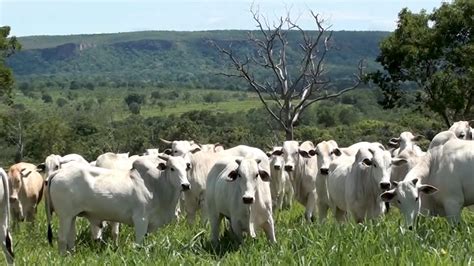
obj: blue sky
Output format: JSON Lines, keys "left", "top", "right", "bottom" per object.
{"left": 0, "top": 0, "right": 444, "bottom": 37}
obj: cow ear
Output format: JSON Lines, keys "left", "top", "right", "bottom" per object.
{"left": 392, "top": 157, "right": 408, "bottom": 166}
{"left": 418, "top": 184, "right": 438, "bottom": 195}
{"left": 190, "top": 147, "right": 201, "bottom": 154}
{"left": 227, "top": 170, "right": 238, "bottom": 182}
{"left": 259, "top": 170, "right": 271, "bottom": 182}
{"left": 387, "top": 141, "right": 399, "bottom": 148}
{"left": 380, "top": 189, "right": 396, "bottom": 202}
{"left": 272, "top": 150, "right": 283, "bottom": 156}
{"left": 298, "top": 150, "right": 311, "bottom": 158}
{"left": 391, "top": 180, "right": 399, "bottom": 187}
{"left": 361, "top": 158, "right": 372, "bottom": 166}
{"left": 266, "top": 152, "right": 272, "bottom": 158}
{"left": 235, "top": 159, "right": 242, "bottom": 165}
{"left": 389, "top": 137, "right": 400, "bottom": 144}
{"left": 157, "top": 163, "right": 167, "bottom": 170}
{"left": 36, "top": 163, "right": 46, "bottom": 173}
{"left": 411, "top": 179, "right": 418, "bottom": 186}
{"left": 164, "top": 149, "right": 172, "bottom": 155}
{"left": 214, "top": 144, "right": 224, "bottom": 152}
{"left": 333, "top": 148, "right": 342, "bottom": 156}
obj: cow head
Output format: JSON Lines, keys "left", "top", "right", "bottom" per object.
{"left": 160, "top": 139, "right": 201, "bottom": 168}
{"left": 356, "top": 147, "right": 393, "bottom": 190}
{"left": 39, "top": 154, "right": 62, "bottom": 180}
{"left": 449, "top": 121, "right": 474, "bottom": 140}
{"left": 380, "top": 179, "right": 438, "bottom": 229}
{"left": 268, "top": 147, "right": 285, "bottom": 188}
{"left": 226, "top": 158, "right": 270, "bottom": 205}
{"left": 7, "top": 165, "right": 33, "bottom": 219}
{"left": 279, "top": 141, "right": 315, "bottom": 172}
{"left": 315, "top": 140, "right": 341, "bottom": 175}
{"left": 157, "top": 155, "right": 191, "bottom": 191}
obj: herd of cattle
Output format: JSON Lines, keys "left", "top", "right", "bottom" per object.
{"left": 0, "top": 120, "right": 473, "bottom": 263}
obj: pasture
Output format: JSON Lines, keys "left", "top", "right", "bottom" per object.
{"left": 12, "top": 201, "right": 474, "bottom": 265}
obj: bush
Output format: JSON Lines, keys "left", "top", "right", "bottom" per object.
{"left": 41, "top": 93, "right": 53, "bottom": 103}
{"left": 56, "top": 97, "right": 68, "bottom": 107}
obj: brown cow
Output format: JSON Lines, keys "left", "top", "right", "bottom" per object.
{"left": 8, "top": 162, "right": 44, "bottom": 227}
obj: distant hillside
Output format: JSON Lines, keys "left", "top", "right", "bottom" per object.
{"left": 7, "top": 30, "right": 389, "bottom": 89}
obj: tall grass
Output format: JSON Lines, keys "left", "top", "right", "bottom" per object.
{"left": 11, "top": 202, "right": 473, "bottom": 265}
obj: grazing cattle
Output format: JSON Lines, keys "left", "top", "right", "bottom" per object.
{"left": 0, "top": 169, "right": 14, "bottom": 265}
{"left": 273, "top": 141, "right": 317, "bottom": 221}
{"left": 46, "top": 155, "right": 190, "bottom": 255}
{"left": 200, "top": 143, "right": 225, "bottom": 153}
{"left": 448, "top": 120, "right": 474, "bottom": 140}
{"left": 328, "top": 146, "right": 395, "bottom": 223}
{"left": 7, "top": 162, "right": 44, "bottom": 227}
{"left": 37, "top": 154, "right": 89, "bottom": 179}
{"left": 388, "top": 131, "right": 425, "bottom": 157}
{"left": 206, "top": 156, "right": 275, "bottom": 244}
{"left": 381, "top": 131, "right": 474, "bottom": 228}
{"left": 313, "top": 140, "right": 341, "bottom": 222}
{"left": 267, "top": 147, "right": 293, "bottom": 210}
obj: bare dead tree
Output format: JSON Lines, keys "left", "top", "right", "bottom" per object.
{"left": 213, "top": 8, "right": 365, "bottom": 140}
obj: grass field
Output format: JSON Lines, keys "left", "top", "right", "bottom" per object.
{"left": 10, "top": 201, "right": 474, "bottom": 265}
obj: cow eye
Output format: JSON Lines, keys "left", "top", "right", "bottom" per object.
{"left": 174, "top": 151, "right": 178, "bottom": 153}
{"left": 373, "top": 164, "right": 377, "bottom": 168}
{"left": 255, "top": 174, "right": 259, "bottom": 178}
{"left": 415, "top": 197, "right": 419, "bottom": 202}
{"left": 170, "top": 168, "right": 175, "bottom": 171}
{"left": 397, "top": 200, "right": 401, "bottom": 204}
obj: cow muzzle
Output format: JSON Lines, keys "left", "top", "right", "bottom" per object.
{"left": 9, "top": 195, "right": 18, "bottom": 203}
{"left": 320, "top": 168, "right": 329, "bottom": 175}
{"left": 273, "top": 165, "right": 281, "bottom": 170}
{"left": 284, "top": 165, "right": 293, "bottom": 172}
{"left": 181, "top": 183, "right": 191, "bottom": 191}
{"left": 242, "top": 196, "right": 254, "bottom": 204}
{"left": 380, "top": 182, "right": 390, "bottom": 190}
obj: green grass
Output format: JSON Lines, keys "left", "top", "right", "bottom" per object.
{"left": 11, "top": 202, "right": 474, "bottom": 265}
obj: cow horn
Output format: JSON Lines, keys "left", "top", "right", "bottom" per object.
{"left": 159, "top": 138, "right": 173, "bottom": 145}
{"left": 158, "top": 154, "right": 170, "bottom": 161}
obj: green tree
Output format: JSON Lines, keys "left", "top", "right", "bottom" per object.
{"left": 371, "top": 0, "right": 474, "bottom": 126}
{"left": 0, "top": 26, "right": 21, "bottom": 101}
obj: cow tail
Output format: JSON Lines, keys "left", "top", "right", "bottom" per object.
{"left": 0, "top": 169, "right": 14, "bottom": 259}
{"left": 45, "top": 173, "right": 56, "bottom": 246}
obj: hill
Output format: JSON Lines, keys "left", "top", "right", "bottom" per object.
{"left": 7, "top": 30, "right": 389, "bottom": 89}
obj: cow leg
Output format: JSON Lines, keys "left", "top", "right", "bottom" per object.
{"left": 230, "top": 219, "right": 243, "bottom": 243}
{"left": 305, "top": 191, "right": 317, "bottom": 222}
{"left": 67, "top": 217, "right": 77, "bottom": 252}
{"left": 262, "top": 217, "right": 277, "bottom": 243}
{"left": 199, "top": 195, "right": 208, "bottom": 224}
{"left": 132, "top": 216, "right": 149, "bottom": 245}
{"left": 111, "top": 222, "right": 120, "bottom": 243}
{"left": 443, "top": 200, "right": 463, "bottom": 225}
{"left": 58, "top": 217, "right": 73, "bottom": 255}
{"left": 208, "top": 213, "right": 221, "bottom": 245}
{"left": 334, "top": 207, "right": 346, "bottom": 222}
{"left": 285, "top": 185, "right": 294, "bottom": 209}
{"left": 88, "top": 218, "right": 103, "bottom": 241}
{"left": 317, "top": 200, "right": 329, "bottom": 223}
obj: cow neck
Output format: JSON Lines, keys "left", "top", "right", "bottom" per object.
{"left": 156, "top": 169, "right": 180, "bottom": 211}
{"left": 352, "top": 166, "right": 381, "bottom": 204}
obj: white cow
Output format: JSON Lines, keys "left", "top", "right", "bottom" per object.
{"left": 328, "top": 146, "right": 394, "bottom": 223}
{"left": 143, "top": 148, "right": 159, "bottom": 156}
{"left": 206, "top": 156, "right": 275, "bottom": 244}
{"left": 314, "top": 140, "right": 341, "bottom": 222}
{"left": 46, "top": 155, "right": 190, "bottom": 254}
{"left": 181, "top": 145, "right": 270, "bottom": 223}
{"left": 0, "top": 169, "right": 14, "bottom": 265}
{"left": 92, "top": 152, "right": 142, "bottom": 242}
{"left": 273, "top": 141, "right": 317, "bottom": 221}
{"left": 388, "top": 132, "right": 425, "bottom": 157}
{"left": 381, "top": 131, "right": 474, "bottom": 228}
{"left": 449, "top": 120, "right": 474, "bottom": 140}
{"left": 267, "top": 147, "right": 293, "bottom": 210}
{"left": 181, "top": 150, "right": 222, "bottom": 223}
{"left": 37, "top": 153, "right": 89, "bottom": 179}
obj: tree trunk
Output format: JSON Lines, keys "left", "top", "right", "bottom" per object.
{"left": 285, "top": 124, "right": 294, "bottom": 140}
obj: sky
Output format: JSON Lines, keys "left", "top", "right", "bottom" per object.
{"left": 0, "top": 0, "right": 445, "bottom": 37}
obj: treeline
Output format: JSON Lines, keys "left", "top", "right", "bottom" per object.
{"left": 0, "top": 88, "right": 443, "bottom": 166}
